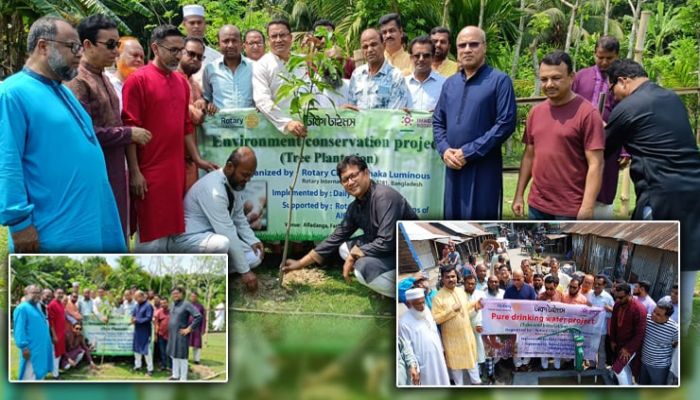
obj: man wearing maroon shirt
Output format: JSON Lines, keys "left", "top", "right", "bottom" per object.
{"left": 513, "top": 51, "right": 604, "bottom": 220}
{"left": 610, "top": 282, "right": 647, "bottom": 385}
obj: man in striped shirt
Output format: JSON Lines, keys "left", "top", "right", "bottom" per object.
{"left": 640, "top": 300, "right": 678, "bottom": 385}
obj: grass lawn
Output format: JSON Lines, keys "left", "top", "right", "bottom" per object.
{"left": 9, "top": 332, "right": 227, "bottom": 381}
{"left": 501, "top": 170, "right": 637, "bottom": 219}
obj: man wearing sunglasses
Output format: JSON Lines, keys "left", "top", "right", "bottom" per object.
{"left": 0, "top": 16, "right": 126, "bottom": 254}
{"left": 405, "top": 35, "right": 445, "bottom": 112}
{"left": 605, "top": 59, "right": 700, "bottom": 336}
{"left": 282, "top": 155, "right": 417, "bottom": 298}
{"left": 433, "top": 26, "right": 516, "bottom": 220}
{"left": 66, "top": 15, "right": 153, "bottom": 246}
{"left": 181, "top": 4, "right": 221, "bottom": 89}
{"left": 122, "top": 25, "right": 217, "bottom": 252}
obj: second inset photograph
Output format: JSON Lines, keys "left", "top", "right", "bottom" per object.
{"left": 397, "top": 221, "right": 679, "bottom": 387}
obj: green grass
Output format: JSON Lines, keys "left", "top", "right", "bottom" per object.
{"left": 9, "top": 332, "right": 227, "bottom": 381}
{"left": 501, "top": 170, "right": 637, "bottom": 219}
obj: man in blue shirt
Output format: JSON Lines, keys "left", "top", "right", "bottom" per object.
{"left": 504, "top": 270, "right": 536, "bottom": 371}
{"left": 433, "top": 26, "right": 516, "bottom": 219}
{"left": 13, "top": 285, "right": 53, "bottom": 380}
{"left": 0, "top": 16, "right": 125, "bottom": 253}
{"left": 203, "top": 25, "right": 254, "bottom": 112}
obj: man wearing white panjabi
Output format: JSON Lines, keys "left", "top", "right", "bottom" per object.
{"left": 463, "top": 275, "right": 486, "bottom": 374}
{"left": 212, "top": 303, "right": 225, "bottom": 331}
{"left": 398, "top": 288, "right": 450, "bottom": 386}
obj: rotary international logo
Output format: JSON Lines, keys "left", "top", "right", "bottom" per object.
{"left": 401, "top": 114, "right": 414, "bottom": 126}
{"left": 245, "top": 113, "right": 260, "bottom": 129}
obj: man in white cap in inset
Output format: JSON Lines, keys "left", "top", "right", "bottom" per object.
{"left": 398, "top": 288, "right": 450, "bottom": 386}
{"left": 182, "top": 4, "right": 222, "bottom": 88}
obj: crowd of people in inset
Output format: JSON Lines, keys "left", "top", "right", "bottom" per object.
{"left": 398, "top": 243, "right": 679, "bottom": 386}
{"left": 12, "top": 282, "right": 222, "bottom": 381}
{"left": 1, "top": 4, "right": 698, "bottom": 306}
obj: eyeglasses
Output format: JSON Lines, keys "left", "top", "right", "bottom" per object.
{"left": 95, "top": 39, "right": 119, "bottom": 50}
{"left": 340, "top": 170, "right": 364, "bottom": 185}
{"left": 157, "top": 42, "right": 185, "bottom": 56}
{"left": 43, "top": 39, "right": 83, "bottom": 55}
{"left": 185, "top": 50, "right": 205, "bottom": 61}
{"left": 457, "top": 41, "right": 483, "bottom": 50}
{"left": 609, "top": 79, "right": 618, "bottom": 94}
{"left": 411, "top": 52, "right": 433, "bottom": 60}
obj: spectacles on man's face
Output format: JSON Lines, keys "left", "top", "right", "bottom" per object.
{"left": 340, "top": 170, "right": 364, "bottom": 185}
{"left": 457, "top": 41, "right": 483, "bottom": 50}
{"left": 95, "top": 39, "right": 119, "bottom": 51}
{"left": 43, "top": 39, "right": 83, "bottom": 55}
{"left": 185, "top": 50, "right": 205, "bottom": 61}
{"left": 157, "top": 42, "right": 185, "bottom": 56}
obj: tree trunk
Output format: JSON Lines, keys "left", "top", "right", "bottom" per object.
{"left": 563, "top": 0, "right": 579, "bottom": 53}
{"left": 604, "top": 0, "right": 611, "bottom": 36}
{"left": 510, "top": 0, "right": 526, "bottom": 78}
{"left": 531, "top": 39, "right": 541, "bottom": 96}
{"left": 442, "top": 0, "right": 451, "bottom": 28}
{"left": 479, "top": 0, "right": 486, "bottom": 28}
{"left": 627, "top": 0, "right": 644, "bottom": 59}
{"left": 573, "top": 12, "right": 584, "bottom": 70}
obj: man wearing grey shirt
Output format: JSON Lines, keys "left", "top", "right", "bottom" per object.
{"left": 171, "top": 147, "right": 263, "bottom": 291}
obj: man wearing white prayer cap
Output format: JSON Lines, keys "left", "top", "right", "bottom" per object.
{"left": 182, "top": 4, "right": 222, "bottom": 87}
{"left": 398, "top": 287, "right": 450, "bottom": 385}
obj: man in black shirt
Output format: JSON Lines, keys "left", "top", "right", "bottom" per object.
{"left": 605, "top": 59, "right": 700, "bottom": 334}
{"left": 283, "top": 155, "right": 418, "bottom": 297}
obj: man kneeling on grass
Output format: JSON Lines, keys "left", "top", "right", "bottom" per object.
{"left": 282, "top": 155, "right": 418, "bottom": 298}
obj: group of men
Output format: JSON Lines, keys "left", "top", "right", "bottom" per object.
{"left": 12, "top": 283, "right": 205, "bottom": 381}
{"left": 398, "top": 253, "right": 679, "bottom": 386}
{"left": 0, "top": 4, "right": 698, "bottom": 330}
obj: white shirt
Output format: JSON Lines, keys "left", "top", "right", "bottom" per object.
{"left": 588, "top": 290, "right": 615, "bottom": 333}
{"left": 253, "top": 52, "right": 299, "bottom": 132}
{"left": 405, "top": 70, "right": 445, "bottom": 111}
{"left": 483, "top": 288, "right": 505, "bottom": 299}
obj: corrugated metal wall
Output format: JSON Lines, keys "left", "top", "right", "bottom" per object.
{"left": 586, "top": 237, "right": 619, "bottom": 275}
{"left": 651, "top": 250, "right": 678, "bottom": 301}
{"left": 572, "top": 234, "right": 587, "bottom": 267}
{"left": 628, "top": 245, "right": 667, "bottom": 301}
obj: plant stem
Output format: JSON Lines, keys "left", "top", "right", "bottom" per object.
{"left": 278, "top": 139, "right": 306, "bottom": 285}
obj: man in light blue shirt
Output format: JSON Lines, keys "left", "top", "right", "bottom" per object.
{"left": 346, "top": 28, "right": 411, "bottom": 110}
{"left": 203, "top": 25, "right": 254, "bottom": 112}
{"left": 78, "top": 289, "right": 94, "bottom": 317}
{"left": 0, "top": 16, "right": 126, "bottom": 253}
{"left": 405, "top": 35, "right": 445, "bottom": 112}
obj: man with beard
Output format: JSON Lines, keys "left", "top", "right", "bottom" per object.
{"left": 484, "top": 276, "right": 504, "bottom": 299}
{"left": 203, "top": 25, "right": 254, "bottom": 112}
{"left": 504, "top": 271, "right": 536, "bottom": 371}
{"left": 106, "top": 37, "right": 144, "bottom": 110}
{"left": 430, "top": 27, "right": 459, "bottom": 77}
{"left": 167, "top": 286, "right": 202, "bottom": 381}
{"left": 47, "top": 288, "right": 67, "bottom": 378}
{"left": 572, "top": 36, "right": 625, "bottom": 219}
{"left": 634, "top": 280, "right": 657, "bottom": 315}
{"left": 513, "top": 51, "right": 604, "bottom": 220}
{"left": 398, "top": 288, "right": 450, "bottom": 385}
{"left": 282, "top": 155, "right": 418, "bottom": 298}
{"left": 562, "top": 277, "right": 590, "bottom": 305}
{"left": 345, "top": 28, "right": 411, "bottom": 110}
{"left": 66, "top": 15, "right": 153, "bottom": 244}
{"left": 39, "top": 289, "right": 53, "bottom": 319}
{"left": 0, "top": 16, "right": 126, "bottom": 253}
{"left": 532, "top": 273, "right": 545, "bottom": 295}
{"left": 588, "top": 275, "right": 614, "bottom": 369}
{"left": 433, "top": 26, "right": 516, "bottom": 220}
{"left": 178, "top": 36, "right": 208, "bottom": 190}
{"left": 538, "top": 275, "right": 564, "bottom": 370}
{"left": 405, "top": 36, "right": 445, "bottom": 112}
{"left": 123, "top": 25, "right": 217, "bottom": 252}
{"left": 64, "top": 292, "right": 82, "bottom": 325}
{"left": 610, "top": 283, "right": 647, "bottom": 385}
{"left": 433, "top": 266, "right": 483, "bottom": 385}
{"left": 172, "top": 147, "right": 264, "bottom": 291}
{"left": 13, "top": 285, "right": 53, "bottom": 380}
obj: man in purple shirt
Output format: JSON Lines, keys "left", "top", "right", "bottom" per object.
{"left": 571, "top": 36, "right": 628, "bottom": 219}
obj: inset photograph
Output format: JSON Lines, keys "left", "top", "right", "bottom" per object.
{"left": 397, "top": 221, "right": 679, "bottom": 387}
{"left": 8, "top": 254, "right": 227, "bottom": 382}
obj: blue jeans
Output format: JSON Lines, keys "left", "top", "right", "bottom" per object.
{"left": 528, "top": 205, "right": 575, "bottom": 220}
{"left": 158, "top": 336, "right": 171, "bottom": 368}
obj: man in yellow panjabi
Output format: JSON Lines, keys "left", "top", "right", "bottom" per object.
{"left": 432, "top": 265, "right": 483, "bottom": 385}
